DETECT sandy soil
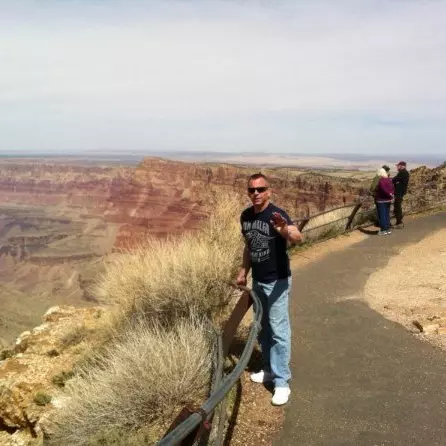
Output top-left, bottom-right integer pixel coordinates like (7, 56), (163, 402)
(362, 227), (446, 350)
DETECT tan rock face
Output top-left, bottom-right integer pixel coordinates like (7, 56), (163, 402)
(0, 306), (104, 445)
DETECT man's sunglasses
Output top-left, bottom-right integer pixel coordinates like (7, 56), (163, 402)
(248, 187), (268, 194)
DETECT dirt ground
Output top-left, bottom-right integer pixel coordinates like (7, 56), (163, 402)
(362, 227), (446, 350)
(229, 218), (446, 445)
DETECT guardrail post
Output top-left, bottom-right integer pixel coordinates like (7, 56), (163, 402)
(345, 202), (362, 230)
(298, 218), (310, 232)
(222, 291), (252, 358)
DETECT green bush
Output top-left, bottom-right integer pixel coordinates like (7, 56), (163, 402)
(34, 391), (52, 406)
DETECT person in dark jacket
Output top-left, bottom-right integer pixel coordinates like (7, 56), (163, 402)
(375, 167), (394, 235)
(392, 161), (410, 228)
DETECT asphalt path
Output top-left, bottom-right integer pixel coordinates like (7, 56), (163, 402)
(274, 212), (446, 446)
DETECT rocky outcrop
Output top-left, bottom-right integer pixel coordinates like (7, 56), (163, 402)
(405, 163), (446, 211)
(0, 306), (104, 445)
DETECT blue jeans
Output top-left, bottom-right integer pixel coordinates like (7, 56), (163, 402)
(376, 201), (391, 231)
(253, 277), (292, 388)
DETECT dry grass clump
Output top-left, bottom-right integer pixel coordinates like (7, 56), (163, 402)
(46, 193), (243, 444)
(95, 192), (244, 327)
(300, 205), (355, 243)
(303, 205), (356, 232)
(45, 316), (215, 446)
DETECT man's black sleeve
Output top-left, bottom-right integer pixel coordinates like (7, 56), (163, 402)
(402, 171), (409, 195)
(393, 171), (409, 196)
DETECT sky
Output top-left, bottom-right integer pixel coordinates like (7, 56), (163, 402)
(0, 0), (446, 156)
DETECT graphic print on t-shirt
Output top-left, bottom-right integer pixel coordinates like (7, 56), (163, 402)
(243, 220), (274, 263)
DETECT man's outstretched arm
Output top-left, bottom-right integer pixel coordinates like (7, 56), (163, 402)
(283, 224), (303, 245)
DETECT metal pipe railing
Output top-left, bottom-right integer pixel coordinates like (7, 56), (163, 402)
(157, 285), (263, 446)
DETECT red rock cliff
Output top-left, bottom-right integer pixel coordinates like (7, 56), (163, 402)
(0, 157), (366, 247)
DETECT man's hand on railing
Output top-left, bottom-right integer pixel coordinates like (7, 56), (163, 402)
(235, 270), (247, 287)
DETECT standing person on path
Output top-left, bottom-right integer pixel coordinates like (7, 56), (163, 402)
(236, 173), (302, 406)
(375, 167), (395, 235)
(392, 161), (410, 228)
(369, 165), (391, 198)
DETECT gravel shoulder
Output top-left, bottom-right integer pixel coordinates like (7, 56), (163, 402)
(362, 227), (446, 350)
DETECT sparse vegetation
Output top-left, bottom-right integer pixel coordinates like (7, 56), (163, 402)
(52, 370), (75, 387)
(46, 317), (215, 445)
(0, 349), (14, 360)
(34, 391), (52, 406)
(60, 325), (90, 347)
(46, 349), (60, 357)
(46, 193), (243, 445)
(94, 192), (244, 329)
(85, 425), (165, 446)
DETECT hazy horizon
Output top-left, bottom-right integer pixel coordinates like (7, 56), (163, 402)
(0, 150), (443, 171)
(1, 0), (446, 155)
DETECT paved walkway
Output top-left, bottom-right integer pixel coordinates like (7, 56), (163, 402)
(275, 212), (446, 446)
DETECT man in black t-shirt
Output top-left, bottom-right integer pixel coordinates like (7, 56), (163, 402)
(236, 173), (302, 406)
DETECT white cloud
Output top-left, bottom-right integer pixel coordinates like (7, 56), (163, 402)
(0, 0), (445, 153)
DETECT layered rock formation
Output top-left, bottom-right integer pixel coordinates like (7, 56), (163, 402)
(0, 161), (133, 209)
(1, 159), (445, 444)
(0, 157), (368, 249)
(0, 157), (368, 346)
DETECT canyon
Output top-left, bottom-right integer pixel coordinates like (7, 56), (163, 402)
(2, 156), (445, 347)
(0, 156), (445, 446)
(0, 156), (367, 346)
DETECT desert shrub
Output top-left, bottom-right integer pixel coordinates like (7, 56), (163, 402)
(34, 391), (52, 406)
(60, 325), (90, 348)
(94, 192), (243, 327)
(86, 425), (164, 445)
(46, 349), (60, 357)
(352, 208), (376, 227)
(52, 370), (75, 387)
(45, 316), (215, 446)
(0, 349), (13, 360)
(301, 218), (347, 244)
(302, 205), (356, 232)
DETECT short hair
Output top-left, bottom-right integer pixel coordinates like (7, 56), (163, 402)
(248, 172), (268, 184)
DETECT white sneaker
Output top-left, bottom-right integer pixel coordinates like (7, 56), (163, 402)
(250, 370), (273, 383)
(272, 387), (291, 406)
